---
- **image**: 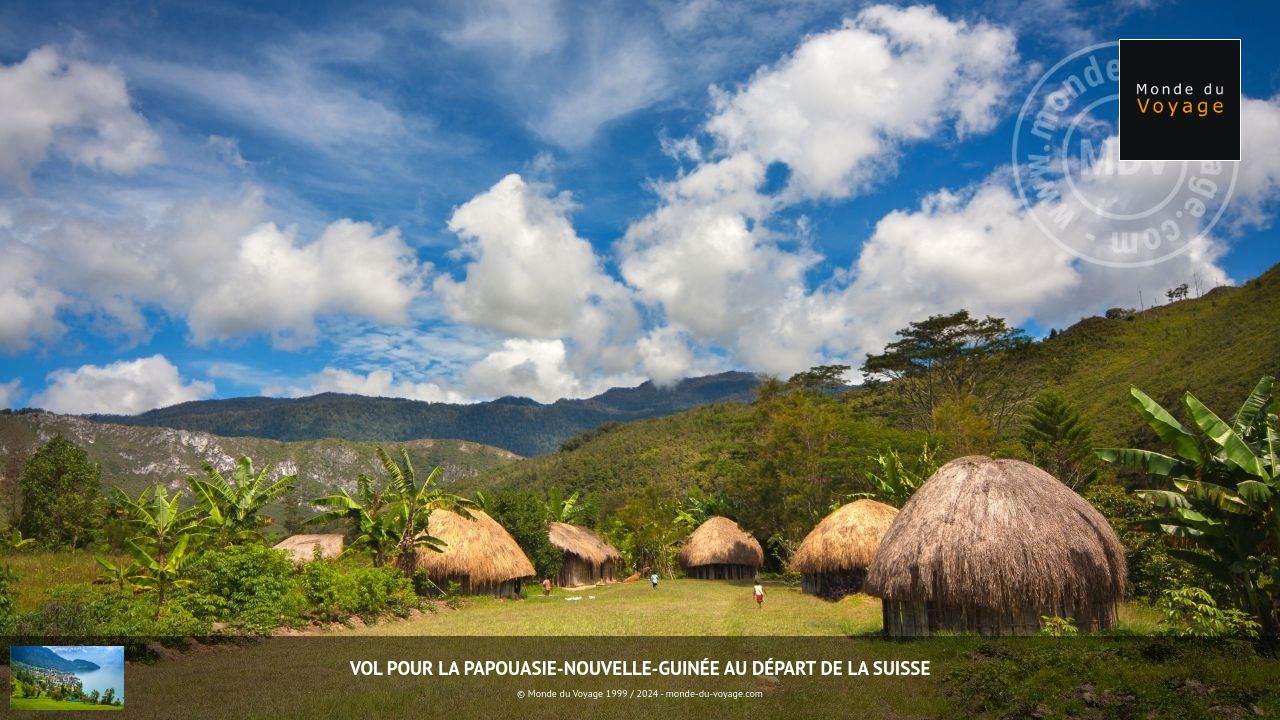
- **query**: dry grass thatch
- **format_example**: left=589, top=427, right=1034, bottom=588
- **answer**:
left=791, top=499, right=898, bottom=574
left=677, top=516, right=764, bottom=569
left=416, top=509, right=535, bottom=584
left=865, top=456, right=1126, bottom=613
left=548, top=522, right=622, bottom=566
left=273, top=534, right=344, bottom=563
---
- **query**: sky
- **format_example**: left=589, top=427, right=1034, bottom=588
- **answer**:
left=0, top=0, right=1278, bottom=414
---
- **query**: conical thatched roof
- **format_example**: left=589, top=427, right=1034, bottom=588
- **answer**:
left=416, top=509, right=535, bottom=584
left=548, top=522, right=622, bottom=566
left=274, top=534, right=344, bottom=563
left=865, top=456, right=1126, bottom=612
left=677, top=516, right=764, bottom=569
left=791, top=499, right=898, bottom=574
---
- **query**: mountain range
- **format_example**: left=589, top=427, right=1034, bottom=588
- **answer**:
left=88, top=371, right=760, bottom=457
left=10, top=646, right=99, bottom=673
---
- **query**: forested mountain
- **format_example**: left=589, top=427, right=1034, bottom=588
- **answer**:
left=88, top=372, right=759, bottom=457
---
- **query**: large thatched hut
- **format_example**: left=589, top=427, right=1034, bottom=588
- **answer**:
left=678, top=516, right=764, bottom=580
left=274, top=534, right=344, bottom=564
left=865, top=456, right=1126, bottom=636
left=548, top=522, right=622, bottom=587
left=416, top=509, right=535, bottom=598
left=792, top=499, right=898, bottom=599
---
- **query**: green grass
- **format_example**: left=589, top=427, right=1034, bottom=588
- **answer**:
left=6, top=550, right=129, bottom=611
left=10, top=696, right=123, bottom=710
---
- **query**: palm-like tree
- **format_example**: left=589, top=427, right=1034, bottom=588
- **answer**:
left=309, top=472, right=401, bottom=567
left=310, top=448, right=473, bottom=575
left=545, top=487, right=582, bottom=524
left=378, top=448, right=473, bottom=576
left=93, top=556, right=136, bottom=592
left=189, top=457, right=296, bottom=544
left=113, top=485, right=207, bottom=617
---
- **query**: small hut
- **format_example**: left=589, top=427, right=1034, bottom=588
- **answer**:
left=548, top=522, right=622, bottom=587
left=678, top=516, right=764, bottom=580
left=416, top=509, right=535, bottom=598
left=791, top=499, right=898, bottom=599
left=865, top=456, right=1126, bottom=637
left=274, top=534, right=344, bottom=564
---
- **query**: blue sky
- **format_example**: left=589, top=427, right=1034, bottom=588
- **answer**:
left=0, top=0, right=1278, bottom=413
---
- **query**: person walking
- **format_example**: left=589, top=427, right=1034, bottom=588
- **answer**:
left=753, top=582, right=765, bottom=608
left=650, top=572, right=659, bottom=590
left=542, top=577, right=553, bottom=597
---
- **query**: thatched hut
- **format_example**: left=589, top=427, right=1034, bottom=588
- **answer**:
left=548, top=522, right=622, bottom=587
left=274, top=534, right=344, bottom=564
left=678, top=516, right=764, bottom=580
left=791, top=499, right=898, bottom=599
left=416, top=509, right=535, bottom=598
left=865, top=456, right=1126, bottom=637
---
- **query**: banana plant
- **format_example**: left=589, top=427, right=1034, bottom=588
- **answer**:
left=93, top=556, right=137, bottom=592
left=112, top=485, right=207, bottom=617
left=376, top=448, right=473, bottom=577
left=0, top=528, right=34, bottom=554
left=127, top=534, right=198, bottom=619
left=189, top=457, right=296, bottom=544
left=1097, top=376, right=1279, bottom=636
left=309, top=472, right=400, bottom=567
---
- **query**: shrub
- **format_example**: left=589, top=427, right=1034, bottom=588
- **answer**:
left=1040, top=616, right=1079, bottom=637
left=13, top=584, right=210, bottom=638
left=1158, top=587, right=1262, bottom=639
left=1083, top=483, right=1207, bottom=601
left=0, top=569, right=15, bottom=633
left=302, top=560, right=415, bottom=621
left=180, top=544, right=304, bottom=634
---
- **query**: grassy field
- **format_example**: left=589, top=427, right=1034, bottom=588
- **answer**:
left=5, top=551, right=129, bottom=611
left=343, top=579, right=1164, bottom=637
left=10, top=696, right=122, bottom=710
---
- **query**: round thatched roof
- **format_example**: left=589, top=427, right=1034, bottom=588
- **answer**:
left=548, top=522, right=622, bottom=566
left=791, top=499, right=898, bottom=574
left=416, top=509, right=535, bottom=584
left=865, top=456, right=1126, bottom=611
left=677, top=516, right=764, bottom=569
left=273, top=534, right=345, bottom=563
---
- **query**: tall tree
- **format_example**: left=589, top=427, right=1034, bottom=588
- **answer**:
left=17, top=436, right=103, bottom=549
left=1021, top=391, right=1097, bottom=489
left=861, top=310, right=1032, bottom=431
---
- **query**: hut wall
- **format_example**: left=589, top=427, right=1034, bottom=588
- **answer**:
left=686, top=563, right=756, bottom=580
left=428, top=573, right=524, bottom=599
left=556, top=553, right=620, bottom=587
left=801, top=569, right=867, bottom=600
left=881, top=599, right=1118, bottom=637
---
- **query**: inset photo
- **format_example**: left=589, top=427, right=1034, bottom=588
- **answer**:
left=9, top=646, right=124, bottom=711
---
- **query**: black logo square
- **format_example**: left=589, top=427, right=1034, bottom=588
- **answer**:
left=1120, top=39, right=1240, bottom=161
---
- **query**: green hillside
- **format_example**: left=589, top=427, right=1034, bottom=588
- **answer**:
left=0, top=412, right=519, bottom=526
left=477, top=263, right=1280, bottom=532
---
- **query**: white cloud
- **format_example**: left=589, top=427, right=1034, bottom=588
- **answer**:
left=463, top=338, right=638, bottom=403
left=617, top=5, right=1019, bottom=373
left=33, top=355, right=214, bottom=415
left=0, top=188, right=427, bottom=350
left=0, top=46, right=161, bottom=190
left=438, top=174, right=631, bottom=339
left=270, top=367, right=468, bottom=404
left=0, top=240, right=64, bottom=352
left=0, top=379, right=22, bottom=409
left=444, top=0, right=568, bottom=58
left=704, top=4, right=1018, bottom=200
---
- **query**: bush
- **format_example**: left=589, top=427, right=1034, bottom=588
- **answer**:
left=1158, top=587, right=1262, bottom=639
left=180, top=544, right=304, bottom=634
left=13, top=584, right=210, bottom=638
left=302, top=560, right=415, bottom=621
left=0, top=569, right=15, bottom=633
left=1083, top=483, right=1208, bottom=601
